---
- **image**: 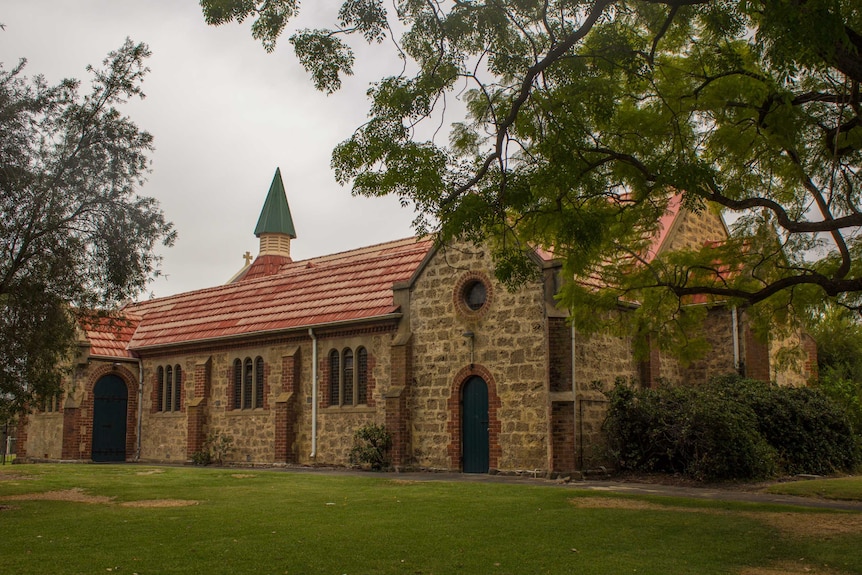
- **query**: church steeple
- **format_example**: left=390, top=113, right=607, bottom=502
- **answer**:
left=255, top=167, right=296, bottom=257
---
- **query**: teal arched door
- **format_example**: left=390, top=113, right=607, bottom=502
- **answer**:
left=462, top=376, right=489, bottom=473
left=91, top=375, right=128, bottom=462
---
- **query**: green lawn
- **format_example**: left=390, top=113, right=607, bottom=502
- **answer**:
left=767, top=475, right=862, bottom=501
left=1, top=464, right=860, bottom=575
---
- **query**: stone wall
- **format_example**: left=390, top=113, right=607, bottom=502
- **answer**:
left=132, top=325, right=399, bottom=467
left=407, top=242, right=549, bottom=472
left=663, top=204, right=727, bottom=252
left=21, top=359, right=140, bottom=462
left=681, top=307, right=738, bottom=385
left=297, top=329, right=393, bottom=466
left=20, top=412, right=63, bottom=460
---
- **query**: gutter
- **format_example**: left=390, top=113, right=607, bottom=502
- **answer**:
left=129, top=313, right=403, bottom=353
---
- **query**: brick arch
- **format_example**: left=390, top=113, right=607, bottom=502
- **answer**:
left=446, top=364, right=502, bottom=471
left=81, top=362, right=140, bottom=462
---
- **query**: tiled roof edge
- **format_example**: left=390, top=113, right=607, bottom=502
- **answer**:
left=128, top=312, right=403, bottom=352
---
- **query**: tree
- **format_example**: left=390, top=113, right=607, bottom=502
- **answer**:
left=200, top=1, right=862, bottom=351
left=0, top=39, right=175, bottom=421
left=809, top=304, right=862, bottom=434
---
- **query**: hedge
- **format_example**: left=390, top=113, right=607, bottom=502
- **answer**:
left=604, top=375, right=859, bottom=481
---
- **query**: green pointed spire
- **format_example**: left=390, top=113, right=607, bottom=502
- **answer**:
left=254, top=168, right=296, bottom=238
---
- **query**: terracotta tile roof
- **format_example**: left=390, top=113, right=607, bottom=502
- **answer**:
left=126, top=236, right=434, bottom=350
left=235, top=254, right=292, bottom=282
left=78, top=313, right=141, bottom=359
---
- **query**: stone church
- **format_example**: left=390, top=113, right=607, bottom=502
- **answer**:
left=18, top=169, right=816, bottom=473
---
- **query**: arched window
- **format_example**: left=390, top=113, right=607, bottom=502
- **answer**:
left=156, top=364, right=181, bottom=413
left=233, top=359, right=242, bottom=409
left=243, top=358, right=253, bottom=410
left=328, top=347, right=370, bottom=407
left=174, top=364, right=182, bottom=411
left=342, top=348, right=354, bottom=405
left=232, top=356, right=266, bottom=410
left=165, top=365, right=174, bottom=412
left=357, top=347, right=368, bottom=405
left=156, top=366, right=164, bottom=412
left=254, top=356, right=264, bottom=408
left=329, top=350, right=340, bottom=406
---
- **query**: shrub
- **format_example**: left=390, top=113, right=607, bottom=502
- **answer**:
left=348, top=423, right=392, bottom=470
left=604, top=376, right=859, bottom=481
left=191, top=450, right=212, bottom=466
left=709, top=376, right=860, bottom=476
left=191, top=431, right=234, bottom=466
left=815, top=370, right=862, bottom=442
left=604, top=381, right=776, bottom=481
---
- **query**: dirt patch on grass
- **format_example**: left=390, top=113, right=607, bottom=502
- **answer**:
left=120, top=499, right=198, bottom=508
left=749, top=511, right=862, bottom=539
left=231, top=474, right=256, bottom=479
left=0, top=473, right=37, bottom=481
left=388, top=479, right=422, bottom=486
left=740, top=561, right=847, bottom=574
left=570, top=497, right=661, bottom=511
left=1, top=488, right=114, bottom=504
left=0, top=504, right=18, bottom=511
left=569, top=497, right=862, bottom=539
left=135, top=469, right=165, bottom=476
left=1, top=488, right=199, bottom=509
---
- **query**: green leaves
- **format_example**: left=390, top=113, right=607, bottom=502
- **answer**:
left=203, top=0, right=862, bottom=359
left=200, top=0, right=298, bottom=52
left=0, top=40, right=173, bottom=417
left=290, top=30, right=354, bottom=93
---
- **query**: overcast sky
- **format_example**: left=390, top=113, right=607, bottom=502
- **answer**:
left=1, top=1, right=418, bottom=298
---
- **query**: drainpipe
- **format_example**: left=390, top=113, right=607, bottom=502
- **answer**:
left=731, top=307, right=740, bottom=373
left=135, top=357, right=143, bottom=461
left=309, top=328, right=318, bottom=459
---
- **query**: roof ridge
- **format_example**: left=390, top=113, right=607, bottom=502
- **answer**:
left=126, top=235, right=432, bottom=313
left=294, top=235, right=429, bottom=262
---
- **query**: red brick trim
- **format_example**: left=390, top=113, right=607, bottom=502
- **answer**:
left=446, top=364, right=502, bottom=471
left=133, top=322, right=397, bottom=359
left=743, top=324, right=771, bottom=382
left=84, top=363, right=140, bottom=462
left=15, top=413, right=28, bottom=459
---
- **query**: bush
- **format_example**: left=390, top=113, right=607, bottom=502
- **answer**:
left=348, top=423, right=392, bottom=470
left=709, top=376, right=860, bottom=476
left=191, top=431, right=234, bottom=466
left=604, top=376, right=859, bottom=481
left=604, top=382, right=776, bottom=481
left=815, top=370, right=862, bottom=442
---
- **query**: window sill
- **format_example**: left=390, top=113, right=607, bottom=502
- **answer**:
left=225, top=408, right=270, bottom=416
left=322, top=405, right=375, bottom=414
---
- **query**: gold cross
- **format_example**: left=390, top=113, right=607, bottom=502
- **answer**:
left=242, top=251, right=253, bottom=265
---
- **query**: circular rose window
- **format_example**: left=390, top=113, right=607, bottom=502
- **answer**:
left=455, top=272, right=493, bottom=316
left=463, top=279, right=487, bottom=311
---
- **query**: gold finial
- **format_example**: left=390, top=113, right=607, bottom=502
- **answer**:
left=242, top=251, right=253, bottom=266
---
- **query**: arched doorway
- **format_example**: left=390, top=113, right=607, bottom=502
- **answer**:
left=462, top=376, right=489, bottom=473
left=91, top=375, right=128, bottom=462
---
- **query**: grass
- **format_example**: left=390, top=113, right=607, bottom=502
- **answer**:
left=0, top=464, right=860, bottom=575
left=766, top=475, right=862, bottom=501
